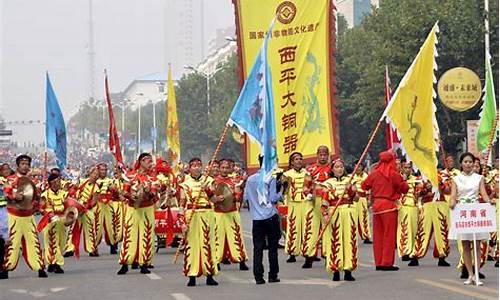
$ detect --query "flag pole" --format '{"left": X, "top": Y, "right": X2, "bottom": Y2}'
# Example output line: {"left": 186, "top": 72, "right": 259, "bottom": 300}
{"left": 314, "top": 118, "right": 384, "bottom": 251}
{"left": 438, "top": 136, "right": 448, "bottom": 169}
{"left": 172, "top": 124, "right": 231, "bottom": 264}
{"left": 481, "top": 0, "right": 497, "bottom": 171}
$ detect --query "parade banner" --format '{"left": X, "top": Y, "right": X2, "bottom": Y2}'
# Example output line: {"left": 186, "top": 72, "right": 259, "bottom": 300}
{"left": 449, "top": 203, "right": 496, "bottom": 236}
{"left": 233, "top": 0, "right": 338, "bottom": 169}
{"left": 382, "top": 23, "right": 440, "bottom": 192}
{"left": 166, "top": 64, "right": 181, "bottom": 162}
{"left": 45, "top": 72, "right": 67, "bottom": 170}
{"left": 104, "top": 70, "right": 124, "bottom": 164}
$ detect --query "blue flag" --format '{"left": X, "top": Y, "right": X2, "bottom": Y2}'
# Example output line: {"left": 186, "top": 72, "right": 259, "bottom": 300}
{"left": 45, "top": 73, "right": 67, "bottom": 170}
{"left": 227, "top": 23, "right": 277, "bottom": 204}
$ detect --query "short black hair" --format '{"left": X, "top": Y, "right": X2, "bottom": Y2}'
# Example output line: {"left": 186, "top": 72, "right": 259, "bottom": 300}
{"left": 138, "top": 153, "right": 151, "bottom": 162}
{"left": 16, "top": 154, "right": 32, "bottom": 166}
{"left": 188, "top": 157, "right": 202, "bottom": 165}
{"left": 48, "top": 173, "right": 59, "bottom": 183}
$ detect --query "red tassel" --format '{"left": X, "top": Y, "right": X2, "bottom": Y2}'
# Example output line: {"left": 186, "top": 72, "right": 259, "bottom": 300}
{"left": 72, "top": 222, "right": 81, "bottom": 259}
{"left": 36, "top": 214, "right": 50, "bottom": 233}
{"left": 166, "top": 207, "right": 174, "bottom": 246}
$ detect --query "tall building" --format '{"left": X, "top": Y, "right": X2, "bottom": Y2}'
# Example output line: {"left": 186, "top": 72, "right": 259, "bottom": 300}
{"left": 336, "top": 0, "right": 379, "bottom": 28}
{"left": 165, "top": 0, "right": 205, "bottom": 76}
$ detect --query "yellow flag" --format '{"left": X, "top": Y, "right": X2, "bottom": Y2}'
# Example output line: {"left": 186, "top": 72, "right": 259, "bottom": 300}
{"left": 166, "top": 64, "right": 181, "bottom": 161}
{"left": 383, "top": 22, "right": 440, "bottom": 189}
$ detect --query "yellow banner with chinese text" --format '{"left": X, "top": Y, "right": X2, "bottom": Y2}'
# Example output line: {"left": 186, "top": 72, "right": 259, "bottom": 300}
{"left": 234, "top": 0, "right": 338, "bottom": 169}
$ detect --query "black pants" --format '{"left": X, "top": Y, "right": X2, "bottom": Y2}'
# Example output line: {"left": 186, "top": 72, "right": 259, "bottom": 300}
{"left": 0, "top": 237, "right": 4, "bottom": 271}
{"left": 252, "top": 214, "right": 281, "bottom": 280}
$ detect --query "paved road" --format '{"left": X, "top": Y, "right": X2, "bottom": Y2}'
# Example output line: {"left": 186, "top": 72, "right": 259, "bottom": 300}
{"left": 1, "top": 211, "right": 498, "bottom": 300}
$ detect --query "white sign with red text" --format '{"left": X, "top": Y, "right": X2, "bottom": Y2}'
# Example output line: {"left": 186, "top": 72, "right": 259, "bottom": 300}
{"left": 450, "top": 203, "right": 497, "bottom": 235}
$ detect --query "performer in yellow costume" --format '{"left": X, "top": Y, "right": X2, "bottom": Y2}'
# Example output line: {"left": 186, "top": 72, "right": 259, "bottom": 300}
{"left": 178, "top": 158, "right": 219, "bottom": 287}
{"left": 283, "top": 152, "right": 317, "bottom": 268}
{"left": 306, "top": 146, "right": 331, "bottom": 261}
{"left": 118, "top": 153, "right": 157, "bottom": 275}
{"left": 3, "top": 155, "right": 47, "bottom": 278}
{"left": 96, "top": 163, "right": 122, "bottom": 254}
{"left": 397, "top": 161, "right": 420, "bottom": 261}
{"left": 64, "top": 166, "right": 100, "bottom": 257}
{"left": 352, "top": 164, "right": 372, "bottom": 244}
{"left": 408, "top": 175, "right": 451, "bottom": 267}
{"left": 212, "top": 159, "right": 248, "bottom": 271}
{"left": 321, "top": 158, "right": 358, "bottom": 281}
{"left": 40, "top": 174, "right": 68, "bottom": 273}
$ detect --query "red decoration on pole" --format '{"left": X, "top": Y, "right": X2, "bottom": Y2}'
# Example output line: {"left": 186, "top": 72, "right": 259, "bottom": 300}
{"left": 104, "top": 70, "right": 124, "bottom": 164}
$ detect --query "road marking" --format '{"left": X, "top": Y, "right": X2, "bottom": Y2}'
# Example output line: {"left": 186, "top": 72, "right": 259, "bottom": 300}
{"left": 280, "top": 278, "right": 341, "bottom": 289}
{"left": 357, "top": 262, "right": 373, "bottom": 268}
{"left": 222, "top": 273, "right": 340, "bottom": 288}
{"left": 221, "top": 273, "right": 253, "bottom": 284}
{"left": 416, "top": 278, "right": 497, "bottom": 300}
{"left": 440, "top": 279, "right": 499, "bottom": 294}
{"left": 147, "top": 272, "right": 162, "bottom": 280}
{"left": 10, "top": 289, "right": 28, "bottom": 294}
{"left": 50, "top": 287, "right": 68, "bottom": 293}
{"left": 29, "top": 291, "right": 47, "bottom": 298}
{"left": 171, "top": 293, "right": 192, "bottom": 300}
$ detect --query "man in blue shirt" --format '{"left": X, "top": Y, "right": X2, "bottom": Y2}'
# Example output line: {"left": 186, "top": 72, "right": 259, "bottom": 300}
{"left": 243, "top": 156, "right": 283, "bottom": 284}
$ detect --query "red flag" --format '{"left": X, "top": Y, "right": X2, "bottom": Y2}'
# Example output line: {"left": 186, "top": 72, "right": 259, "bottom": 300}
{"left": 384, "top": 66, "right": 400, "bottom": 150}
{"left": 104, "top": 70, "right": 124, "bottom": 164}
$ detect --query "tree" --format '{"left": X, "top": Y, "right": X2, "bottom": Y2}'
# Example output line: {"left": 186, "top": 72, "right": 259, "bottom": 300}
{"left": 336, "top": 0, "right": 499, "bottom": 163}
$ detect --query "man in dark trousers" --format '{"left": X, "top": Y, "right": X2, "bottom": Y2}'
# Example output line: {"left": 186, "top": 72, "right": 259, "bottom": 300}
{"left": 244, "top": 156, "right": 283, "bottom": 284}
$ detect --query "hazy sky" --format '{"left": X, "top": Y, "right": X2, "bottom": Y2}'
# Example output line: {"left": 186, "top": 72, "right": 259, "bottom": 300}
{"left": 0, "top": 0, "right": 235, "bottom": 143}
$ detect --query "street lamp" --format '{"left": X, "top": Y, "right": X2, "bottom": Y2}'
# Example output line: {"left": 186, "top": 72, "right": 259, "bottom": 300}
{"left": 184, "top": 65, "right": 222, "bottom": 115}
{"left": 149, "top": 100, "right": 159, "bottom": 155}
{"left": 135, "top": 93, "right": 144, "bottom": 155}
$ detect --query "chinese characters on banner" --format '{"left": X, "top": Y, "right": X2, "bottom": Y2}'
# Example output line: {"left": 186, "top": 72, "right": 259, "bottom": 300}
{"left": 449, "top": 203, "right": 496, "bottom": 236}
{"left": 233, "top": 0, "right": 339, "bottom": 169}
{"left": 466, "top": 120, "right": 480, "bottom": 157}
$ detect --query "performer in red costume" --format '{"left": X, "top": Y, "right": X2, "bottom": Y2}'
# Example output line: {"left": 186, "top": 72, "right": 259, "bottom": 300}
{"left": 362, "top": 151, "right": 408, "bottom": 271}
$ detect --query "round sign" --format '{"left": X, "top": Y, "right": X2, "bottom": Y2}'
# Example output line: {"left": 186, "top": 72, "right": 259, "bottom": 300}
{"left": 437, "top": 67, "right": 482, "bottom": 112}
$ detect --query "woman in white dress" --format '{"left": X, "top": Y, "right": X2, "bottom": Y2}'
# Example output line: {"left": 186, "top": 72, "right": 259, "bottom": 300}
{"left": 449, "top": 152, "right": 492, "bottom": 286}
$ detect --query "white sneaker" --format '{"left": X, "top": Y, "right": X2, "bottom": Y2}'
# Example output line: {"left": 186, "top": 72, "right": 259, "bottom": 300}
{"left": 464, "top": 277, "right": 474, "bottom": 285}
{"left": 475, "top": 280, "right": 484, "bottom": 286}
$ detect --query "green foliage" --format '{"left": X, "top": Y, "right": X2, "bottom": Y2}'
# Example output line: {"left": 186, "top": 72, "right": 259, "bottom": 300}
{"left": 337, "top": 0, "right": 499, "bottom": 163}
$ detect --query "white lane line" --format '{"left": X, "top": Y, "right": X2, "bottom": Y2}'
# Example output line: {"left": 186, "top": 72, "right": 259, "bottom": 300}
{"left": 416, "top": 278, "right": 496, "bottom": 300}
{"left": 147, "top": 272, "right": 162, "bottom": 280}
{"left": 222, "top": 273, "right": 340, "bottom": 289}
{"left": 10, "top": 289, "right": 28, "bottom": 294}
{"left": 440, "top": 279, "right": 499, "bottom": 294}
{"left": 29, "top": 291, "right": 47, "bottom": 298}
{"left": 50, "top": 287, "right": 68, "bottom": 293}
{"left": 358, "top": 262, "right": 373, "bottom": 268}
{"left": 171, "top": 293, "right": 192, "bottom": 300}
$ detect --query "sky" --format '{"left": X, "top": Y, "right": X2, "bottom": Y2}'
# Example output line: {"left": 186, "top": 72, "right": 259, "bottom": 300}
{"left": 0, "top": 0, "right": 235, "bottom": 143}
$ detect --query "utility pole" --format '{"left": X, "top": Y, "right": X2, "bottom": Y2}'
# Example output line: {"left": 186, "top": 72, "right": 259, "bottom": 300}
{"left": 87, "top": 0, "right": 96, "bottom": 103}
